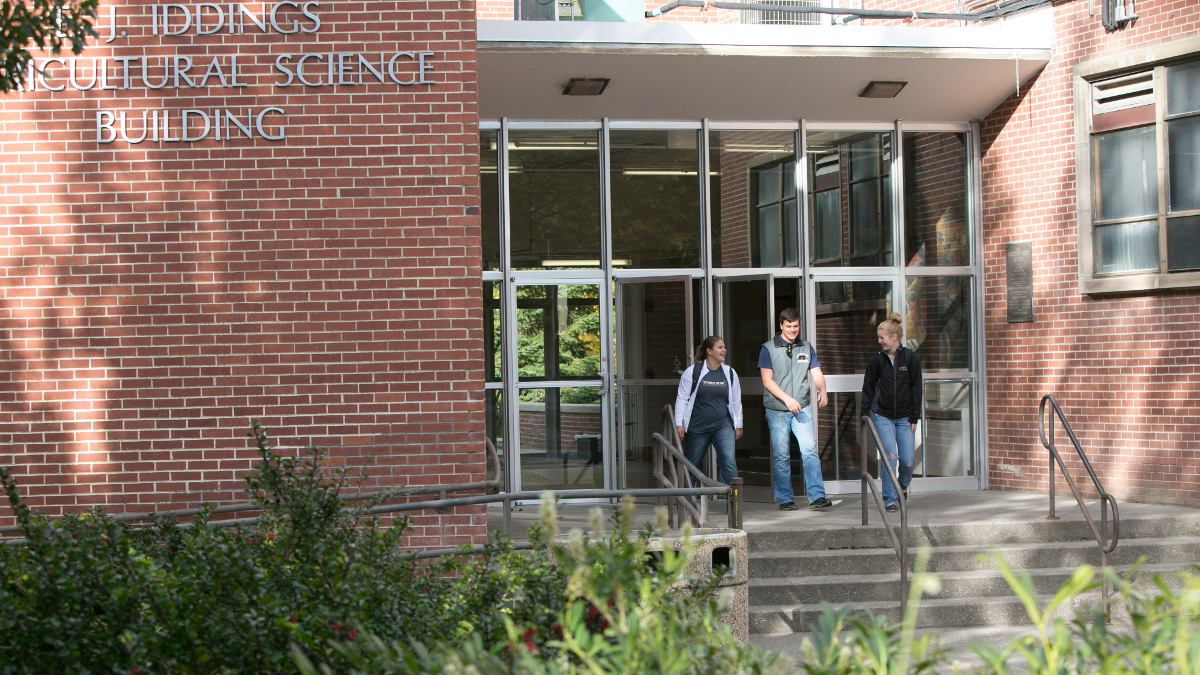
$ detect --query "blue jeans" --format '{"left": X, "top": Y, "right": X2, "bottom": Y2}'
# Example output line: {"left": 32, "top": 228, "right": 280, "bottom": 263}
{"left": 872, "top": 413, "right": 915, "bottom": 506}
{"left": 683, "top": 421, "right": 738, "bottom": 484}
{"left": 765, "top": 406, "right": 824, "bottom": 505}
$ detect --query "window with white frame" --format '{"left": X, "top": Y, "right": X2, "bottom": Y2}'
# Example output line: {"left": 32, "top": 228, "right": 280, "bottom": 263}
{"left": 1079, "top": 44, "right": 1200, "bottom": 291}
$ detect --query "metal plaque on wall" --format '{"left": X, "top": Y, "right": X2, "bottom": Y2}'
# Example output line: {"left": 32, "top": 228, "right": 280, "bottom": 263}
{"left": 1006, "top": 241, "right": 1034, "bottom": 323}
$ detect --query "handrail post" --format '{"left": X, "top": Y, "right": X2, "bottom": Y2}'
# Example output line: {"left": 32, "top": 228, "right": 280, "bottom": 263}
{"left": 1047, "top": 406, "right": 1058, "bottom": 520}
{"left": 861, "top": 429, "right": 869, "bottom": 526}
{"left": 728, "top": 477, "right": 743, "bottom": 529}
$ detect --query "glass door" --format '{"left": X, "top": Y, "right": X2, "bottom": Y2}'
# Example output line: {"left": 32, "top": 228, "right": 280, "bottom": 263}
{"left": 613, "top": 275, "right": 698, "bottom": 488}
{"left": 806, "top": 275, "right": 898, "bottom": 494}
{"left": 510, "top": 280, "right": 610, "bottom": 492}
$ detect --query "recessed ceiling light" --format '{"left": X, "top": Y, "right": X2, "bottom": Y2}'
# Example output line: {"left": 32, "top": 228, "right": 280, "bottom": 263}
{"left": 562, "top": 77, "right": 610, "bottom": 96}
{"left": 858, "top": 81, "right": 907, "bottom": 99}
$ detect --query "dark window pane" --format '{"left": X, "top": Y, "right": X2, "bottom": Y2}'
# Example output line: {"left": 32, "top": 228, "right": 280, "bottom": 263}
{"left": 756, "top": 203, "right": 782, "bottom": 267}
{"left": 709, "top": 130, "right": 797, "bottom": 268}
{"left": 1094, "top": 220, "right": 1159, "bottom": 275}
{"left": 1168, "top": 59, "right": 1200, "bottom": 116}
{"left": 758, "top": 164, "right": 782, "bottom": 204}
{"left": 508, "top": 131, "right": 601, "bottom": 270}
{"left": 610, "top": 130, "right": 701, "bottom": 268}
{"left": 1095, "top": 125, "right": 1158, "bottom": 220}
{"left": 813, "top": 189, "right": 841, "bottom": 261}
{"left": 485, "top": 281, "right": 502, "bottom": 382}
{"left": 903, "top": 132, "right": 969, "bottom": 267}
{"left": 481, "top": 131, "right": 500, "bottom": 270}
{"left": 783, "top": 201, "right": 799, "bottom": 267}
{"left": 850, "top": 137, "right": 880, "bottom": 181}
{"left": 1167, "top": 215, "right": 1200, "bottom": 271}
{"left": 850, "top": 180, "right": 881, "bottom": 256}
{"left": 1168, "top": 115, "right": 1200, "bottom": 212}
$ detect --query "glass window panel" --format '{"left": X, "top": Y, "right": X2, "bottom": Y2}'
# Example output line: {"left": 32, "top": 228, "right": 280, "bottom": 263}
{"left": 517, "top": 386, "right": 603, "bottom": 491}
{"left": 783, "top": 162, "right": 796, "bottom": 199}
{"left": 850, "top": 180, "right": 881, "bottom": 256}
{"left": 811, "top": 280, "right": 893, "bottom": 375}
{"left": 1167, "top": 215, "right": 1200, "bottom": 271}
{"left": 919, "top": 381, "right": 974, "bottom": 478}
{"left": 610, "top": 130, "right": 701, "bottom": 268}
{"left": 758, "top": 164, "right": 782, "bottom": 205}
{"left": 850, "top": 137, "right": 880, "bottom": 181}
{"left": 905, "top": 276, "right": 971, "bottom": 371}
{"left": 807, "top": 130, "right": 893, "bottom": 267}
{"left": 756, "top": 204, "right": 782, "bottom": 267}
{"left": 709, "top": 130, "right": 797, "bottom": 268}
{"left": 1168, "top": 115, "right": 1200, "bottom": 212}
{"left": 783, "top": 201, "right": 799, "bottom": 267}
{"left": 485, "top": 281, "right": 501, "bottom": 382}
{"left": 716, "top": 277, "right": 770, "bottom": 373}
{"left": 817, "top": 391, "right": 867, "bottom": 481}
{"left": 1167, "top": 59, "right": 1200, "bottom": 116}
{"left": 1094, "top": 220, "right": 1159, "bottom": 275}
{"left": 620, "top": 384, "right": 677, "bottom": 488}
{"left": 1095, "top": 125, "right": 1158, "bottom": 221}
{"left": 903, "top": 132, "right": 969, "bottom": 267}
{"left": 508, "top": 130, "right": 601, "bottom": 270}
{"left": 481, "top": 131, "right": 500, "bottom": 271}
{"left": 813, "top": 189, "right": 841, "bottom": 262}
{"left": 618, "top": 280, "right": 689, "bottom": 380}
{"left": 516, "top": 284, "right": 601, "bottom": 380}
{"left": 485, "top": 389, "right": 507, "bottom": 487}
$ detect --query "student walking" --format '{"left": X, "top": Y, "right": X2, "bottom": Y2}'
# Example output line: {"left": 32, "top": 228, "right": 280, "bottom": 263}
{"left": 861, "top": 312, "right": 923, "bottom": 512}
{"left": 673, "top": 336, "right": 743, "bottom": 484}
{"left": 759, "top": 308, "right": 831, "bottom": 511}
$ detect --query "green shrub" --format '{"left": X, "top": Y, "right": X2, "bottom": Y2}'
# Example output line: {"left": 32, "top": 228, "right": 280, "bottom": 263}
{"left": 0, "top": 424, "right": 771, "bottom": 674}
{"left": 294, "top": 501, "right": 781, "bottom": 675}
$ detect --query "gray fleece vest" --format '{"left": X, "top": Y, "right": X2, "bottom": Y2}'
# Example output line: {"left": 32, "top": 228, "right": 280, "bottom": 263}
{"left": 761, "top": 337, "right": 814, "bottom": 411}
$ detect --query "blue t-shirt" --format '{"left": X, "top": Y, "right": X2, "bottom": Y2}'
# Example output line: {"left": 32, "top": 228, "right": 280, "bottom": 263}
{"left": 688, "top": 366, "right": 731, "bottom": 434}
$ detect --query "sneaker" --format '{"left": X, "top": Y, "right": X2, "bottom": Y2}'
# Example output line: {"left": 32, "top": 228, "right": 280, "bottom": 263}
{"left": 885, "top": 503, "right": 899, "bottom": 513}
{"left": 778, "top": 501, "right": 798, "bottom": 511}
{"left": 808, "top": 497, "right": 833, "bottom": 510}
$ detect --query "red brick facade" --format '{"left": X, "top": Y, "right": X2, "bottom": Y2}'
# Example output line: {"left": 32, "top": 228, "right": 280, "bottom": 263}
{"left": 0, "top": 0, "right": 485, "bottom": 546}
{"left": 976, "top": 0, "right": 1200, "bottom": 505}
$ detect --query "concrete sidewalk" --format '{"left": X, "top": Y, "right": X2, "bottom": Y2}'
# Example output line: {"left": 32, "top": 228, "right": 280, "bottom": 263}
{"left": 487, "top": 487, "right": 1197, "bottom": 539}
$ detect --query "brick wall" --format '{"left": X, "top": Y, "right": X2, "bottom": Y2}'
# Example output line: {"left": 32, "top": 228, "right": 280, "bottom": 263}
{"left": 979, "top": 0, "right": 1200, "bottom": 505}
{"left": 0, "top": 0, "right": 485, "bottom": 548}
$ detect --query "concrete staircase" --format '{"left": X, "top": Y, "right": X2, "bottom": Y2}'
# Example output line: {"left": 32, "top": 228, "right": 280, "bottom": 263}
{"left": 748, "top": 512, "right": 1200, "bottom": 637}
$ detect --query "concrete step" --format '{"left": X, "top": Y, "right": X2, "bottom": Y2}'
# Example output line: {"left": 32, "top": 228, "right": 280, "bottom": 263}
{"left": 750, "top": 624, "right": 1035, "bottom": 671}
{"left": 749, "top": 590, "right": 1116, "bottom": 634}
{"left": 747, "top": 514, "right": 1200, "bottom": 553}
{"left": 748, "top": 562, "right": 1187, "bottom": 606}
{"left": 750, "top": 536, "right": 1200, "bottom": 578}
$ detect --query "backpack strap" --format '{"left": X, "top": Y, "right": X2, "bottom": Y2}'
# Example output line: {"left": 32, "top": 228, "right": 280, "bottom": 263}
{"left": 688, "top": 362, "right": 705, "bottom": 397}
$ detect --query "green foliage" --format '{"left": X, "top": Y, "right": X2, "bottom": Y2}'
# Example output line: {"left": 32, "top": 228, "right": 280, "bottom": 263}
{"left": 296, "top": 499, "right": 781, "bottom": 675}
{"left": 796, "top": 549, "right": 945, "bottom": 675}
{"left": 0, "top": 0, "right": 98, "bottom": 93}
{"left": 0, "top": 427, "right": 773, "bottom": 674}
{"left": 974, "top": 556, "right": 1200, "bottom": 674}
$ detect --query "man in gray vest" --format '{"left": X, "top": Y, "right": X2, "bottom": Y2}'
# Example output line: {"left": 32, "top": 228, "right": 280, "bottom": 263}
{"left": 758, "top": 307, "right": 832, "bottom": 510}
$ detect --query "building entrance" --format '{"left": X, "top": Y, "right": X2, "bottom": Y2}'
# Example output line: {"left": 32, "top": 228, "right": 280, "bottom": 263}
{"left": 482, "top": 120, "right": 983, "bottom": 496}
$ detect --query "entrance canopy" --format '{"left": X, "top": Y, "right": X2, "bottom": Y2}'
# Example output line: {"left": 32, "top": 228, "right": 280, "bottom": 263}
{"left": 478, "top": 7, "right": 1052, "bottom": 122}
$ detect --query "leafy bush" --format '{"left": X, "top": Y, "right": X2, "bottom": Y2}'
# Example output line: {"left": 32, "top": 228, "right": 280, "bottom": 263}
{"left": 0, "top": 423, "right": 771, "bottom": 674}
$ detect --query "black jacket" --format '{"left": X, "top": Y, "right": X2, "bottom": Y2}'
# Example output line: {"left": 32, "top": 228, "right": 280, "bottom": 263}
{"left": 861, "top": 347, "right": 922, "bottom": 423}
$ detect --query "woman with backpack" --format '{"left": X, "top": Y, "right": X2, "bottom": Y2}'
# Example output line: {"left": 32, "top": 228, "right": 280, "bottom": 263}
{"left": 861, "top": 312, "right": 923, "bottom": 512}
{"left": 673, "top": 336, "right": 743, "bottom": 484}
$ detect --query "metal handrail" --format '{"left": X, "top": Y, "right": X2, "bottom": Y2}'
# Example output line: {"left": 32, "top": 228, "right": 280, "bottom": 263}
{"left": 650, "top": 405, "right": 743, "bottom": 530}
{"left": 1039, "top": 394, "right": 1120, "bottom": 618}
{"left": 2, "top": 439, "right": 506, "bottom": 538}
{"left": 860, "top": 414, "right": 909, "bottom": 615}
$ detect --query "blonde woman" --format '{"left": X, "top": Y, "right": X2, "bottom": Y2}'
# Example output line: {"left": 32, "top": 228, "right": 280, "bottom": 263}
{"left": 861, "top": 312, "right": 922, "bottom": 512}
